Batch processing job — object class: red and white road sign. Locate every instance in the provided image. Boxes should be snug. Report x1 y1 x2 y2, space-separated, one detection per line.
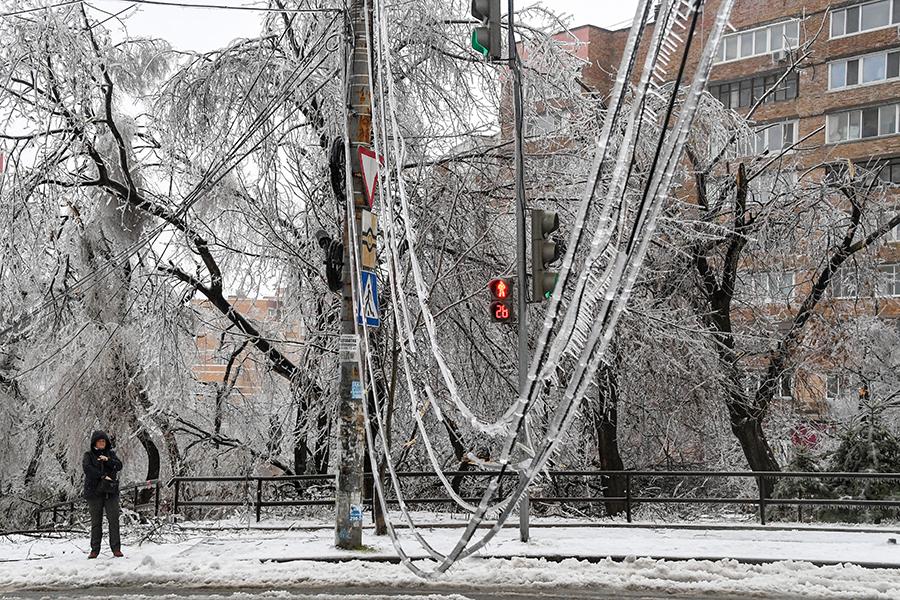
358 147 383 208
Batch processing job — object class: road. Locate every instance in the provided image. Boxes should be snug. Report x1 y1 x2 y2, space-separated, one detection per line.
0 586 761 600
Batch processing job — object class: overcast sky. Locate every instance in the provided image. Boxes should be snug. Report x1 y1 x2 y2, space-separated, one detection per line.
89 1 641 52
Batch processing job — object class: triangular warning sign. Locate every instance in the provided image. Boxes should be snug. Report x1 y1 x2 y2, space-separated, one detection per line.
358 147 383 209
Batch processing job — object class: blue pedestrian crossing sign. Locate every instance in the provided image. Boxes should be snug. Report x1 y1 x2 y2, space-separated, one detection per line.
357 270 380 328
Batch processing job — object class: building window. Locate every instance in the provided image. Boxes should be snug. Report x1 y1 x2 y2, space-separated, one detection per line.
775 373 793 399
742 271 795 304
749 171 797 206
826 373 848 400
753 120 798 154
885 217 900 241
830 267 860 299
716 20 800 64
877 263 900 296
826 157 900 184
826 103 900 143
710 71 799 110
527 111 563 137
881 158 900 183
831 0 900 38
829 50 900 89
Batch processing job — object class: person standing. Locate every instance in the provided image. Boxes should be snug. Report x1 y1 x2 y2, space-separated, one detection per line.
82 430 123 558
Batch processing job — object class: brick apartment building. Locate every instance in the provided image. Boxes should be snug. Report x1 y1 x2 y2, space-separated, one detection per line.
527 0 900 419
193 293 303 397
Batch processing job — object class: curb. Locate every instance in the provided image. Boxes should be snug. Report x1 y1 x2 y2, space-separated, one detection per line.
260 552 900 570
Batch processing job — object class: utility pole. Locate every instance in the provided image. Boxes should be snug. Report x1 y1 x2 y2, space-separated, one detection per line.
507 0 530 543
335 0 371 550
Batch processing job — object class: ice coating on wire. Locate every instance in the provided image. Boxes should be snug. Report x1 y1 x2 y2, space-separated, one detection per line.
347 0 736 578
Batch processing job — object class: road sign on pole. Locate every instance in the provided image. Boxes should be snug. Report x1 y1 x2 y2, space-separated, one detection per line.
358 147 383 208
360 210 378 270
356 270 380 328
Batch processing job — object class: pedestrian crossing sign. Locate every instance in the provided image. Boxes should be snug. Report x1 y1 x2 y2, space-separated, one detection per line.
356 270 380 328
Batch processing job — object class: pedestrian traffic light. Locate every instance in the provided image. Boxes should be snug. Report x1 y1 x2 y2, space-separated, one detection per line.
488 277 513 323
471 0 501 60
531 209 560 301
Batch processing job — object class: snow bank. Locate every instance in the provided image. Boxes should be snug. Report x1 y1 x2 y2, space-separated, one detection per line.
1 524 899 598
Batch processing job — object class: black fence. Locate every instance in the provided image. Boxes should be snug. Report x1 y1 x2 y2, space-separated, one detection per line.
33 470 900 529
34 479 162 529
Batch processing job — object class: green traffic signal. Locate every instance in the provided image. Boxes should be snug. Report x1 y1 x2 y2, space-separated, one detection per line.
470 0 500 60
472 29 488 57
531 209 561 302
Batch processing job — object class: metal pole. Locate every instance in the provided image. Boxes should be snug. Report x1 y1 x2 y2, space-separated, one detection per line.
758 477 767 525
508 0 530 544
625 474 632 523
335 0 369 550
255 478 263 523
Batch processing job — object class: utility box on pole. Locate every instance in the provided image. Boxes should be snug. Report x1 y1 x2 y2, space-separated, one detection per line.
335 0 371 550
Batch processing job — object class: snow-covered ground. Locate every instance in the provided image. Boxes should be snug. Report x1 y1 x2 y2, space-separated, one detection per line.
2 519 900 598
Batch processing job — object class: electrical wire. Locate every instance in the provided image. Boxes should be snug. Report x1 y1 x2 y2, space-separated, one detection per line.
353 0 737 577
0 0 341 19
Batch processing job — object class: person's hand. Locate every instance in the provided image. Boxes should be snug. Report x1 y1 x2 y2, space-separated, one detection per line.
104 476 113 480
98 455 108 461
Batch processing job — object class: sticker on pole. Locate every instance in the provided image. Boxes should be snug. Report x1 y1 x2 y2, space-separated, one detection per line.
356 270 380 328
339 334 360 362
349 504 363 524
358 147 383 208
360 210 378 270
351 380 363 399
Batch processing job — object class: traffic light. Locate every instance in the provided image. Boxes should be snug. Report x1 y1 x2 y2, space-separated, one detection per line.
488 277 513 323
471 0 501 60
531 209 560 301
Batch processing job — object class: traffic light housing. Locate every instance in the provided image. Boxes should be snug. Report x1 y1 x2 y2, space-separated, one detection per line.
471 0 501 60
531 209 560 301
488 277 513 323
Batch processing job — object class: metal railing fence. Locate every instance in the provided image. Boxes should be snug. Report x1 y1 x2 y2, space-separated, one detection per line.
32 470 900 529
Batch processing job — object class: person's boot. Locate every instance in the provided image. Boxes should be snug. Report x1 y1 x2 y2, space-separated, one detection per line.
88 551 99 559
112 550 124 558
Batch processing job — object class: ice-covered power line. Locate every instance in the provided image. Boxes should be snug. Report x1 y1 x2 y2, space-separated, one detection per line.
0 0 342 18
347 0 737 578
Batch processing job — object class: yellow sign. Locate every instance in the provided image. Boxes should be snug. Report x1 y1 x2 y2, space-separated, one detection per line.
361 210 377 270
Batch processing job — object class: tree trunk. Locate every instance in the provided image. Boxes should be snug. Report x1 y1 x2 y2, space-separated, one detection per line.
23 423 47 486
314 405 331 474
730 413 780 497
592 366 627 516
135 428 161 504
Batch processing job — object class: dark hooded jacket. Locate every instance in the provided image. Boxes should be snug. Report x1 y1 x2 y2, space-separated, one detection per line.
82 430 123 499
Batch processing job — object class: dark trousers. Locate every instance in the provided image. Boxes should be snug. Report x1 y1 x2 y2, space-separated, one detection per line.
87 495 121 553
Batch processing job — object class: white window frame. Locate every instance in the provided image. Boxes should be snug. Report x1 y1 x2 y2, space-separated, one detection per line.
877 263 900 297
716 19 801 65
826 373 848 400
830 0 900 39
753 119 799 154
885 218 900 242
742 271 795 304
830 266 860 299
829 48 900 90
826 103 900 143
777 372 793 399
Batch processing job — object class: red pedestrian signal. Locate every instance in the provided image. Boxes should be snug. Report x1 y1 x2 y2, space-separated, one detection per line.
489 278 510 300
488 278 513 323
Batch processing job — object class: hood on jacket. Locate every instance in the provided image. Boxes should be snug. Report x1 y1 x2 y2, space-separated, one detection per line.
90 430 111 452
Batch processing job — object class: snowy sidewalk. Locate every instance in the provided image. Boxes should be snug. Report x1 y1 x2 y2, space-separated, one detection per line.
2 522 900 597
164 522 900 567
